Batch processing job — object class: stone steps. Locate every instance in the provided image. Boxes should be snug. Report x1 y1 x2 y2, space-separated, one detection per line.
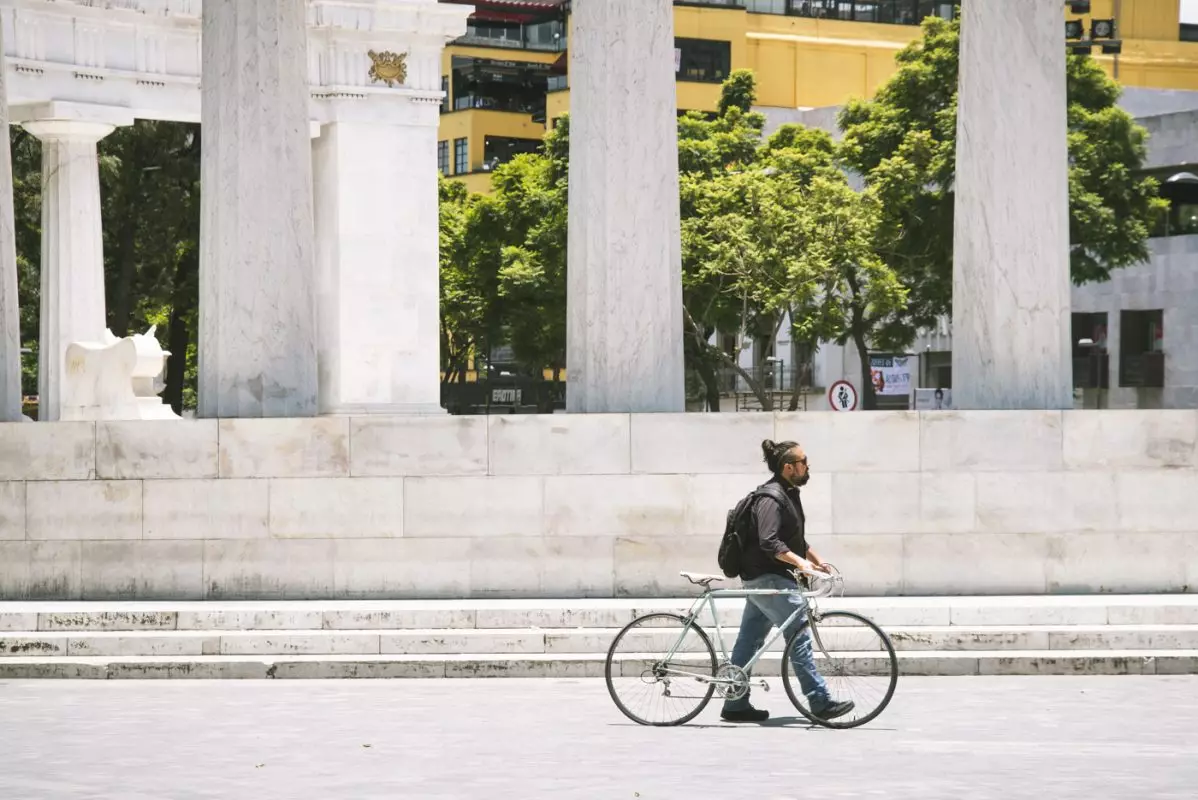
5 625 1198 658
5 595 1198 631
0 650 1194 680
2 596 1196 679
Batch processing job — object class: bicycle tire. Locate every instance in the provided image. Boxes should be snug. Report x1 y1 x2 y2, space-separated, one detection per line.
780 610 898 729
605 612 718 727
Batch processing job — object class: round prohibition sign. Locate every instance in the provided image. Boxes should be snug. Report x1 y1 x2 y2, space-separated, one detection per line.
828 380 858 412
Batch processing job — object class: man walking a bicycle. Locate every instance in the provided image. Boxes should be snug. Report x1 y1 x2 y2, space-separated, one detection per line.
719 439 854 723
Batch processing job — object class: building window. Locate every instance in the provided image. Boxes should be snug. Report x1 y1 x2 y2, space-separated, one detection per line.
481 136 542 172
675 38 732 84
451 56 550 117
1071 312 1110 389
744 0 956 25
441 75 449 113
1156 171 1198 237
1119 309 1165 388
437 141 449 176
454 138 469 175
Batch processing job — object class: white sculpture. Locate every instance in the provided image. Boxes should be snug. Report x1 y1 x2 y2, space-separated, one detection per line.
60 326 181 421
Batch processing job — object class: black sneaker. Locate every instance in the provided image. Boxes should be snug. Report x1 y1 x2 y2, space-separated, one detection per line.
813 699 855 721
720 706 769 723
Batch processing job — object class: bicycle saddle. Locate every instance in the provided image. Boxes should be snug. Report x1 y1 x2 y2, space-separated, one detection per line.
679 572 726 587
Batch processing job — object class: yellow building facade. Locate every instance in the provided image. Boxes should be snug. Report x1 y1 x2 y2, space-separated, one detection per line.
439 0 1198 193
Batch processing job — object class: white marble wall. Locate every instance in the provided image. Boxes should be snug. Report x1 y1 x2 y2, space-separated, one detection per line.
198 0 318 418
952 0 1073 410
0 20 20 422
1 411 1196 600
312 114 443 415
566 0 685 413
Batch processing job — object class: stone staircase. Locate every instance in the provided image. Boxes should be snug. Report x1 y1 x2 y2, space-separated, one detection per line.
2 596 1196 679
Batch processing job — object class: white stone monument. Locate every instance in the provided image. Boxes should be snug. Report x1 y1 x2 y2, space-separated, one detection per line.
15 102 133 422
0 0 469 421
61 326 180 422
952 0 1073 410
198 0 319 418
0 20 21 422
311 7 470 416
566 0 686 413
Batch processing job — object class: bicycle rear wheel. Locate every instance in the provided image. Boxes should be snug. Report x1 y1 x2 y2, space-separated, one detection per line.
781 610 898 729
605 613 718 727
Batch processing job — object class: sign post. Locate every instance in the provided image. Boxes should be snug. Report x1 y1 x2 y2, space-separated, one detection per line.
828 380 858 412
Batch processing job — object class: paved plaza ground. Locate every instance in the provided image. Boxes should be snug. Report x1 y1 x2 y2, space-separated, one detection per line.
2 676 1196 799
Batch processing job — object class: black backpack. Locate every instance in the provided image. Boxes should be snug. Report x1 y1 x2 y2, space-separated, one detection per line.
717 483 793 578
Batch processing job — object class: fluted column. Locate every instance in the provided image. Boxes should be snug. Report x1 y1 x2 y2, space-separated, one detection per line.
952 0 1073 409
566 0 685 413
0 23 21 422
21 119 118 422
199 0 318 418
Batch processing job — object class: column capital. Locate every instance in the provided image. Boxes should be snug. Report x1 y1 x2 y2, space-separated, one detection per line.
11 101 134 143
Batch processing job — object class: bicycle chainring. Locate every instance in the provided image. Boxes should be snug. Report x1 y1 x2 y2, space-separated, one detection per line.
714 663 749 701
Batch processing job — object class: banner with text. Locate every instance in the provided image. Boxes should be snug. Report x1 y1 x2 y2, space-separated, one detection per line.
869 356 913 397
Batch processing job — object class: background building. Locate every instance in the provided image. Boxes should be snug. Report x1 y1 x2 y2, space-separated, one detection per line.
438 0 1198 194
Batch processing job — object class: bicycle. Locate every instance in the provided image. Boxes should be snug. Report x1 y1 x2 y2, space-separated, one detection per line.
604 564 898 729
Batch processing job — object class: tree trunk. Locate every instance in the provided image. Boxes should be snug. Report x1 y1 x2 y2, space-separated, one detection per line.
162 246 197 414
683 306 771 410
106 163 142 336
852 325 878 412
845 271 877 412
695 356 721 412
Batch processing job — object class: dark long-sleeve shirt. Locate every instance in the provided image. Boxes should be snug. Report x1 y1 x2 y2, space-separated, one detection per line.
740 476 808 581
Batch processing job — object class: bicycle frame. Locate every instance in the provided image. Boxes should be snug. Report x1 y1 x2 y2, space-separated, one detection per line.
653 587 816 689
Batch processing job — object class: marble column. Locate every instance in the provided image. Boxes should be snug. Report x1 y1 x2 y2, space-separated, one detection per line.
566 0 685 413
0 24 22 422
21 118 120 422
952 0 1073 410
199 0 318 418
312 113 444 415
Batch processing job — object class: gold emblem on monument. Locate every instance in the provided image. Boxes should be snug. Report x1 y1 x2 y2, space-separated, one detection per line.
367 50 408 88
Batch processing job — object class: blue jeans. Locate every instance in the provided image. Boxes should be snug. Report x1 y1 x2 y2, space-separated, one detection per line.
722 572 831 713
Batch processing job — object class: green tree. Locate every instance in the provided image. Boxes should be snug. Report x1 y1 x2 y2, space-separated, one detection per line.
492 118 569 389
11 122 201 416
838 14 1166 340
677 70 774 410
441 121 570 411
438 176 479 385
685 114 907 412
10 129 41 405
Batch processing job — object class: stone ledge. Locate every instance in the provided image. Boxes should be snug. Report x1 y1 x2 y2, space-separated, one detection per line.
0 650 1191 679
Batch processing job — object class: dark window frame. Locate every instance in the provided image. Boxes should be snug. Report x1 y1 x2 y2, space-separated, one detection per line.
482 136 543 171
675 37 733 84
740 0 957 25
1118 309 1165 388
437 140 450 176
454 137 469 175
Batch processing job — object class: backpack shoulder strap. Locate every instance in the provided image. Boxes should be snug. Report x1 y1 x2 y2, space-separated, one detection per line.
755 483 799 522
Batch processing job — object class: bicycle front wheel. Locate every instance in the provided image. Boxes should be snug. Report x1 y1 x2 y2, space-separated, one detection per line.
605 613 718 727
781 610 898 729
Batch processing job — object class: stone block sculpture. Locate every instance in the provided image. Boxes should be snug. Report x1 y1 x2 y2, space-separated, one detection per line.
61 326 180 421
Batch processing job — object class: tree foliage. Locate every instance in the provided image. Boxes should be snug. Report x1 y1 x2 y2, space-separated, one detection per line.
9 122 201 414
681 73 906 411
838 13 1165 327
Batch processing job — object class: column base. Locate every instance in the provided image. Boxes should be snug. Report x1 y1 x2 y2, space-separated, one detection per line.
321 402 446 416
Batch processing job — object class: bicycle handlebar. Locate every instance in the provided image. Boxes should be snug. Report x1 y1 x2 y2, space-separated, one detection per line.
791 563 844 598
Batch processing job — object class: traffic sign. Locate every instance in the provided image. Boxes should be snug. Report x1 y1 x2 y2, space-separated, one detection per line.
828 380 858 412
